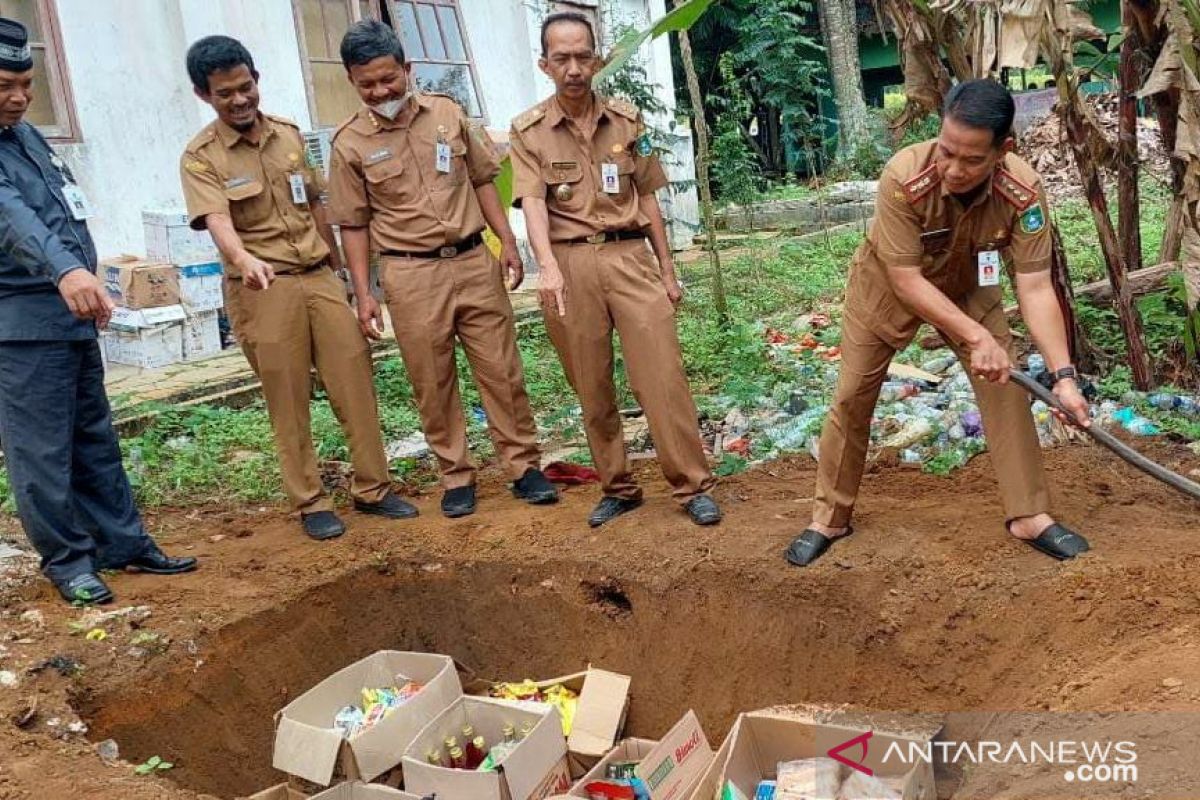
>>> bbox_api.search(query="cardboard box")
[489,668,631,777]
[183,309,222,361]
[144,207,220,265]
[103,305,185,369]
[559,711,712,800]
[101,255,180,309]
[402,696,569,800]
[179,261,224,312]
[308,783,426,800]
[244,784,310,800]
[273,651,462,787]
[690,707,939,800]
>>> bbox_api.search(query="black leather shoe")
[1022,523,1090,560]
[784,528,852,567]
[588,496,643,528]
[125,544,198,575]
[301,510,346,541]
[512,468,559,505]
[355,491,419,520]
[55,572,114,606]
[442,485,477,518]
[684,494,722,526]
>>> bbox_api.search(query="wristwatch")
[1049,365,1078,385]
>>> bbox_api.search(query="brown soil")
[0,442,1198,800]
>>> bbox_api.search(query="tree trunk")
[1062,96,1155,388]
[818,0,872,157]
[1050,223,1090,370]
[675,3,729,324]
[1118,0,1144,294]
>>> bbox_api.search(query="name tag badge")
[288,173,308,205]
[435,141,452,174]
[978,250,1001,287]
[601,161,620,194]
[61,183,93,220]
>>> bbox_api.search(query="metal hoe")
[1008,369,1200,503]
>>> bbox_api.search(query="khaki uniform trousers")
[224,266,391,513]
[379,246,540,489]
[814,288,1051,527]
[545,238,715,504]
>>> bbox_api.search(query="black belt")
[381,231,485,260]
[560,230,648,246]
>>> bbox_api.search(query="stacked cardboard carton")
[143,208,224,363]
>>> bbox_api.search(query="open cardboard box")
[273,651,462,786]
[691,707,940,800]
[473,666,631,777]
[309,783,426,800]
[402,696,571,800]
[245,784,310,800]
[552,710,713,800]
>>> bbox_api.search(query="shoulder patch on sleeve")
[1019,204,1047,234]
[900,163,940,204]
[514,106,546,132]
[993,167,1038,210]
[606,96,639,121]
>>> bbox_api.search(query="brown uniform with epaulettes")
[509,94,715,504]
[325,94,541,490]
[180,113,391,514]
[814,139,1054,527]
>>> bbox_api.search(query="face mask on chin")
[370,90,412,120]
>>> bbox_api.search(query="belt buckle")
[585,233,606,245]
[439,246,458,258]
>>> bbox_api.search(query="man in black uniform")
[0,18,196,605]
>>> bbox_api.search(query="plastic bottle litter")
[921,355,957,375]
[1027,353,1046,379]
[961,409,983,437]
[1111,407,1160,436]
[1148,393,1200,416]
[883,418,934,449]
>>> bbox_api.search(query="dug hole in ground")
[0,443,1198,799]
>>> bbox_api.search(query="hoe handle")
[1008,369,1200,503]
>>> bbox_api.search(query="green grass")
[1049,178,1171,286]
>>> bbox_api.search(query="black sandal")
[785,527,852,567]
[1014,522,1090,560]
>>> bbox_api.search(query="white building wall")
[54,0,310,258]
[457,0,546,129]
[48,0,696,257]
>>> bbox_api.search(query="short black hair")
[186,35,257,94]
[340,20,406,70]
[943,79,1015,146]
[541,11,596,56]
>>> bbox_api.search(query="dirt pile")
[0,443,1197,799]
[1017,93,1172,201]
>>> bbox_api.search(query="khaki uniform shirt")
[848,139,1052,345]
[508,94,668,242]
[326,94,498,252]
[180,114,329,275]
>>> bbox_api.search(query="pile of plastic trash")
[707,321,1199,475]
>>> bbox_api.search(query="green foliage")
[715,453,749,476]
[596,0,715,84]
[710,54,764,205]
[135,756,173,775]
